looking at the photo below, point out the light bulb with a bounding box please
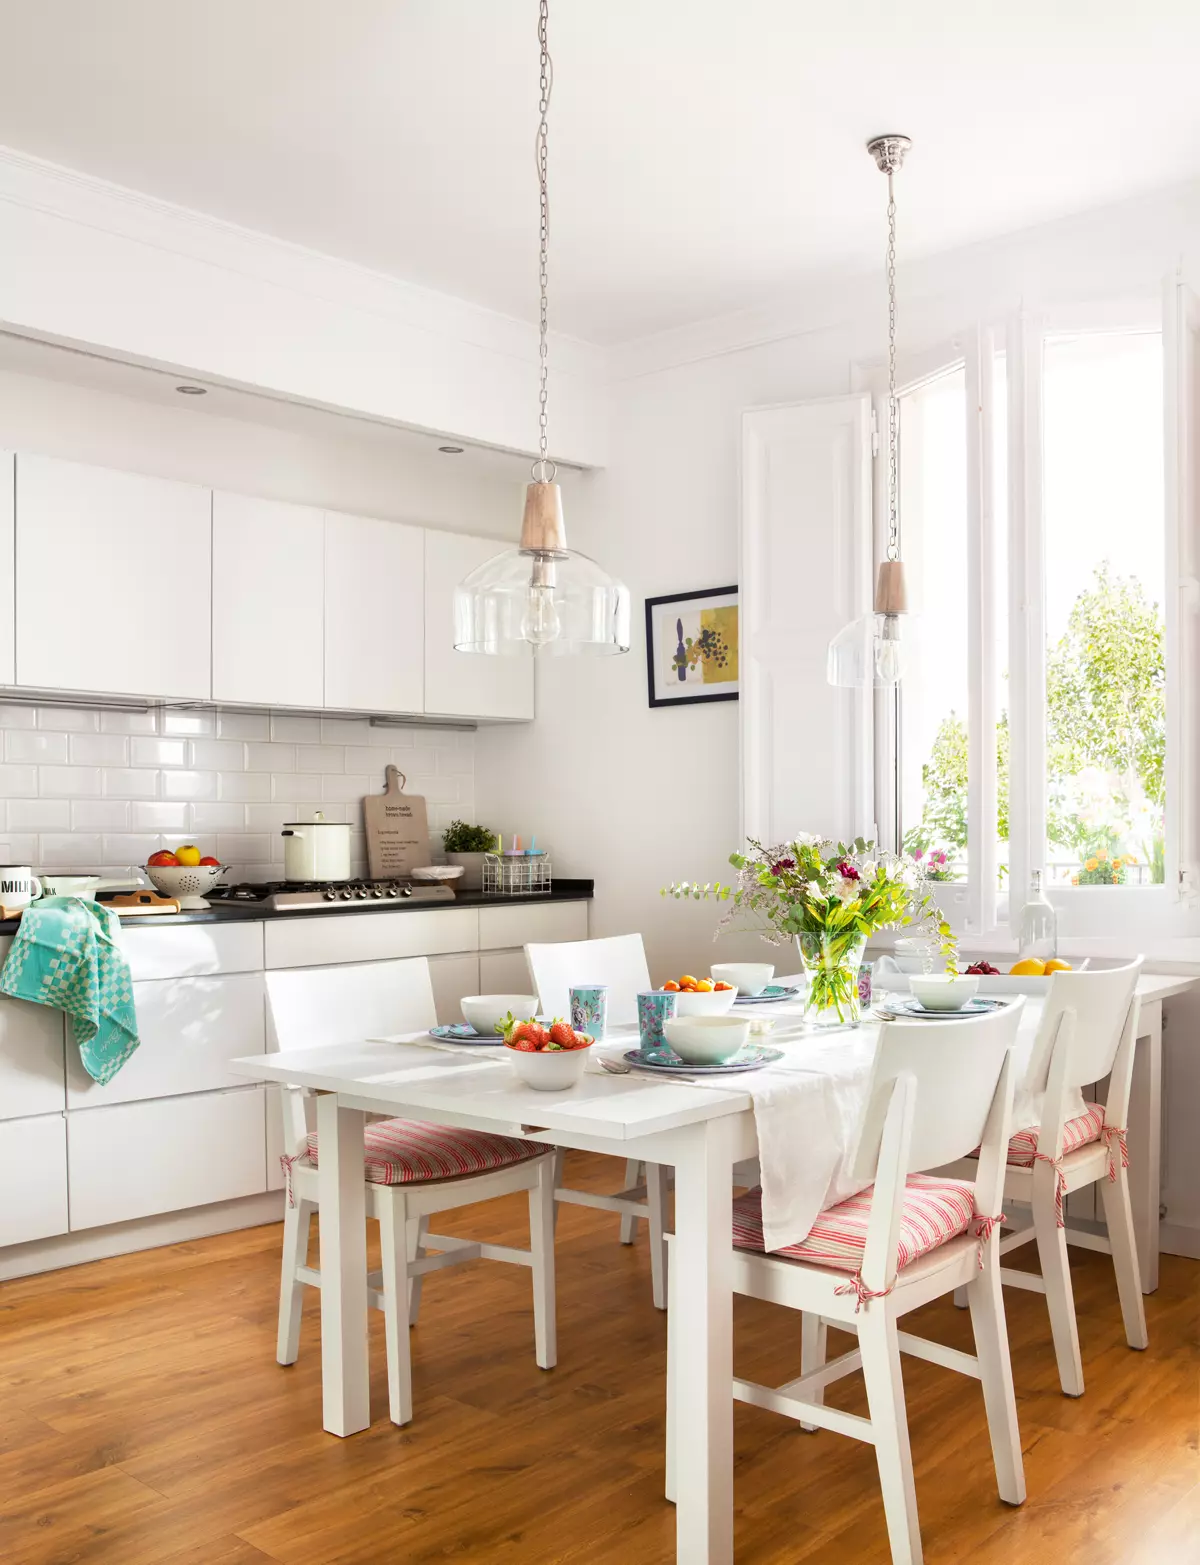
[521,582,561,647]
[873,615,903,684]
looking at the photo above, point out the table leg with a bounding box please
[316,1093,370,1435]
[669,1118,736,1565]
[1127,1001,1162,1294]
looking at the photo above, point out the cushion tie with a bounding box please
[280,1153,303,1207]
[834,1273,895,1314]
[1032,1151,1067,1227]
[973,1211,1006,1269]
[1102,1124,1129,1182]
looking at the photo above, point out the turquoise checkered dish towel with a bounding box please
[0,897,139,1084]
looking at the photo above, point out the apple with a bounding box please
[147,850,179,867]
[198,856,220,867]
[174,845,202,867]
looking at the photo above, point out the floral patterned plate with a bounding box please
[427,1024,506,1046]
[732,985,803,1006]
[622,1045,783,1075]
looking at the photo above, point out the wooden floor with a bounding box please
[1,1154,1197,1565]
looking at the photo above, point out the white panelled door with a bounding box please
[740,396,874,847]
[324,511,424,714]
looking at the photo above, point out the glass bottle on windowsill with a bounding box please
[1018,869,1057,961]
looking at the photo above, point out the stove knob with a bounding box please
[339,887,354,900]
[355,886,369,899]
[323,889,338,901]
[386,885,400,898]
[400,885,413,898]
[371,886,385,898]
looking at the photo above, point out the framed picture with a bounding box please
[645,585,739,708]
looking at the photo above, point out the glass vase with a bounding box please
[796,932,867,1027]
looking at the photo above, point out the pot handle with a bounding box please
[281,829,302,838]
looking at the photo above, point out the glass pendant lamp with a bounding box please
[827,135,912,689]
[454,0,630,658]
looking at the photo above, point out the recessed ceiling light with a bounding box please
[438,444,465,454]
[175,384,207,396]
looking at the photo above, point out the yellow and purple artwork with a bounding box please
[645,586,739,707]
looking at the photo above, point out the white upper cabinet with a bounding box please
[16,455,212,699]
[424,529,534,720]
[212,492,324,707]
[324,512,424,713]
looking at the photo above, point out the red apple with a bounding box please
[147,850,179,867]
[198,857,220,867]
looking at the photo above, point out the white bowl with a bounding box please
[144,862,226,909]
[663,1014,751,1065]
[506,1042,591,1091]
[670,986,738,1017]
[411,865,465,883]
[909,974,980,1012]
[460,994,540,1037]
[711,962,774,997]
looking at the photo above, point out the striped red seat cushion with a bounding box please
[1003,1101,1105,1168]
[732,1174,976,1272]
[299,1118,546,1186]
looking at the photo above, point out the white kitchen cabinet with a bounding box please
[480,949,536,996]
[0,451,14,684]
[264,907,479,969]
[212,492,324,707]
[424,529,535,720]
[15,454,212,699]
[427,952,480,1025]
[0,1114,68,1246]
[0,997,65,1119]
[479,900,589,950]
[67,1086,267,1230]
[66,973,265,1109]
[325,511,424,713]
[121,921,263,983]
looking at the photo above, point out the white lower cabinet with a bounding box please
[480,949,537,996]
[68,1087,268,1230]
[0,1115,68,1245]
[427,952,480,1025]
[0,998,65,1120]
[265,908,479,969]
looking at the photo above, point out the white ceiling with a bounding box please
[2,0,1200,345]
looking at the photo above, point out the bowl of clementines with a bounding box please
[660,973,739,1017]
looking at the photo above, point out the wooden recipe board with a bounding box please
[363,766,429,879]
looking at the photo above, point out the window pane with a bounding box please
[1042,331,1165,887]
[993,351,1010,893]
[900,365,968,884]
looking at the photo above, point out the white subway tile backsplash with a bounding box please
[131,801,189,831]
[296,744,344,773]
[71,800,132,832]
[6,730,68,764]
[162,769,217,801]
[131,737,187,768]
[69,733,130,767]
[40,765,103,798]
[0,704,474,875]
[270,713,321,743]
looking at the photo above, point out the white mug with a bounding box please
[0,866,43,909]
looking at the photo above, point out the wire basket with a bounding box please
[482,852,552,897]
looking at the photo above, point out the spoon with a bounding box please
[597,1056,697,1083]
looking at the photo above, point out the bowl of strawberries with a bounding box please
[502,1015,594,1091]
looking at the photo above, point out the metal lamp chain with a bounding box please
[885,169,899,562]
[533,0,555,484]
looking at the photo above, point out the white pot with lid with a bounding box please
[281,812,352,882]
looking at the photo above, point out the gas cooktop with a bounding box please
[208,878,456,912]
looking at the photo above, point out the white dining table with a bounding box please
[229,969,1189,1565]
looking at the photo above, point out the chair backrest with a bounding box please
[524,934,651,1025]
[852,1001,1024,1296]
[265,957,437,1153]
[853,999,1027,1180]
[1023,958,1143,1099]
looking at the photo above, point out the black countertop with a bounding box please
[0,878,594,935]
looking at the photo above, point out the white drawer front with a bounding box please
[265,909,479,969]
[478,901,589,951]
[427,952,481,1026]
[122,922,264,981]
[0,996,65,1120]
[67,1087,267,1230]
[66,973,265,1109]
[0,1114,68,1246]
[479,949,536,998]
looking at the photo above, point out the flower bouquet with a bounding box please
[666,835,956,1026]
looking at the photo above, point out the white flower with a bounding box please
[804,883,828,903]
[834,877,860,905]
[794,831,821,847]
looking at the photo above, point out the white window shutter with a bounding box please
[1164,270,1200,904]
[740,395,874,848]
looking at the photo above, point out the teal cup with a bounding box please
[637,989,677,1057]
[569,984,608,1039]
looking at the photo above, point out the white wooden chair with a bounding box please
[266,957,557,1427]
[525,933,672,1308]
[666,1002,1027,1565]
[956,957,1148,1397]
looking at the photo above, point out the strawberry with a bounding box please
[507,1036,538,1052]
[548,1019,578,1048]
[507,1018,542,1047]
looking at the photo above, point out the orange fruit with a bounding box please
[1009,958,1046,977]
[695,979,714,992]
[713,981,733,991]
[1044,959,1072,974]
[662,980,680,992]
[679,975,698,989]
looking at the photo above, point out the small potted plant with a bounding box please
[442,820,496,890]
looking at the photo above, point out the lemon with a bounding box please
[174,844,202,867]
[1009,958,1046,977]
[1044,959,1072,974]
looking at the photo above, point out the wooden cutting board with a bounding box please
[363,765,430,880]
